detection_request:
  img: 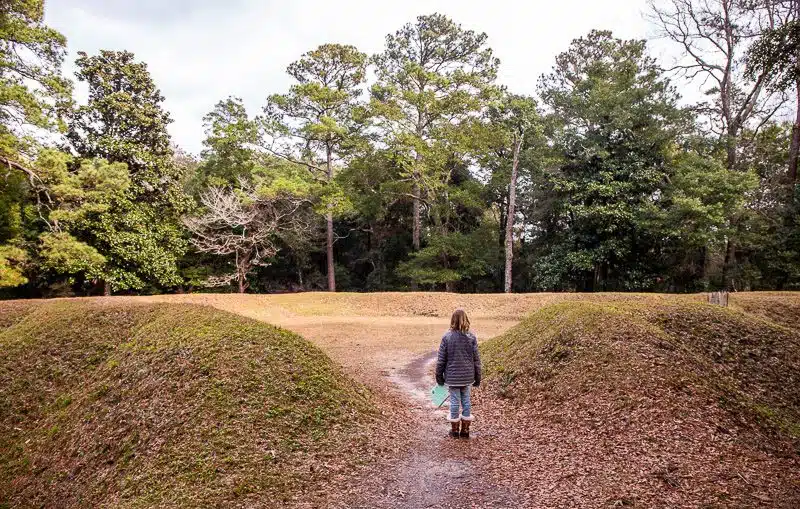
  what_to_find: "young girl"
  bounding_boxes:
[435,309,482,438]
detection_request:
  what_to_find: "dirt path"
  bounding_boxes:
[270,312,522,506]
[345,351,519,509]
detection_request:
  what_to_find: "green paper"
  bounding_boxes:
[431,384,449,407]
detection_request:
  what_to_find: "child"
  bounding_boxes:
[435,309,482,438]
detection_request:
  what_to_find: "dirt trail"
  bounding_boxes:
[350,351,519,509]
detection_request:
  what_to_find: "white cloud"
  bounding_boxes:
[46,0,656,155]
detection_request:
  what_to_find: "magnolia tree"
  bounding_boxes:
[183,182,311,293]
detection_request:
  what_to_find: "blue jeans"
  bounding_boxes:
[448,385,473,421]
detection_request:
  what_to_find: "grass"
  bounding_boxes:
[482,300,800,442]
[478,298,800,506]
[0,299,379,508]
[2,290,799,507]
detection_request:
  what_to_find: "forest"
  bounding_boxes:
[1,0,799,297]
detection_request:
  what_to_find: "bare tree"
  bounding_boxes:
[183,182,310,293]
[649,0,790,290]
[649,0,786,169]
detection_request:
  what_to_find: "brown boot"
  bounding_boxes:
[459,419,471,438]
[449,421,460,438]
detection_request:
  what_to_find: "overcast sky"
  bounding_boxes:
[46,0,659,155]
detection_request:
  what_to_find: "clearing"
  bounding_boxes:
[2,292,799,507]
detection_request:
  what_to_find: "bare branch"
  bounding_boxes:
[183,183,313,291]
[0,155,42,186]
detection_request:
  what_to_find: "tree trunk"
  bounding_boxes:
[722,237,736,291]
[445,280,455,293]
[504,132,523,293]
[498,199,507,250]
[412,177,421,251]
[726,123,739,171]
[103,280,111,296]
[722,119,741,289]
[410,174,421,291]
[699,245,709,288]
[326,146,336,292]
[410,109,425,292]
[413,92,425,253]
[791,0,800,183]
[237,252,249,293]
[326,212,335,292]
[237,265,248,293]
[790,79,800,184]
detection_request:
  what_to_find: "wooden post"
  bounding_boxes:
[708,291,729,307]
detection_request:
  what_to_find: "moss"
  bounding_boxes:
[54,394,72,409]
[482,300,800,446]
[753,403,800,439]
[0,299,378,508]
[46,425,59,439]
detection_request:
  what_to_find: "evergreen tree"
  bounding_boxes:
[0,0,70,162]
[0,0,69,294]
[65,50,188,294]
[538,31,688,290]
[197,97,260,189]
[264,44,367,292]
[370,13,500,254]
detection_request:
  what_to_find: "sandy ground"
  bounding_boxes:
[136,292,528,374]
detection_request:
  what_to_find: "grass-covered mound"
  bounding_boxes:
[729,291,800,331]
[0,299,378,508]
[478,301,800,507]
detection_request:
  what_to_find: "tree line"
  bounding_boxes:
[1,0,798,297]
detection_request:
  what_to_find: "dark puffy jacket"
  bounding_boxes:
[435,330,481,387]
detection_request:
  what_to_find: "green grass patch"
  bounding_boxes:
[0,299,378,508]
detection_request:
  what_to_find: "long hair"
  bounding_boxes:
[450,309,470,333]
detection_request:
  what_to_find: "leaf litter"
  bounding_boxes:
[2,291,799,508]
